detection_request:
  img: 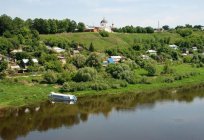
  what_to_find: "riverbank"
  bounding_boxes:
[1,66,204,109]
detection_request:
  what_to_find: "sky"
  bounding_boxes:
[0,0,204,28]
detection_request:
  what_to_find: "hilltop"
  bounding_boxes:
[40,32,182,52]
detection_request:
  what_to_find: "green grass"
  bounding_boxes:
[0,81,56,108]
[0,64,203,109]
[40,32,183,52]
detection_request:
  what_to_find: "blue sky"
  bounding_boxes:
[0,0,204,28]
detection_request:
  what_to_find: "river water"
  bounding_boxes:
[0,87,204,140]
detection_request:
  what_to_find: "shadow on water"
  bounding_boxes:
[0,87,204,140]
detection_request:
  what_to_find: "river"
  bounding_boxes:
[0,87,204,140]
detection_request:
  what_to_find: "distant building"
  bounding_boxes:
[10,65,20,71]
[141,55,150,60]
[110,56,122,63]
[147,50,157,55]
[11,49,23,53]
[32,59,38,64]
[84,26,100,32]
[192,47,198,51]
[72,50,80,55]
[100,18,113,32]
[57,56,66,65]
[52,47,65,53]
[84,18,113,33]
[182,53,188,56]
[169,45,178,50]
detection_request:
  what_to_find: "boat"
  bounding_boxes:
[49,92,77,102]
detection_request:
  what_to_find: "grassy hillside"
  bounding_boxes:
[40,32,183,52]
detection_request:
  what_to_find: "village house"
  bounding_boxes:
[57,56,66,65]
[10,64,21,71]
[72,50,80,55]
[169,44,178,50]
[21,58,38,68]
[32,58,39,64]
[76,45,84,51]
[84,26,100,32]
[192,47,198,51]
[110,56,122,63]
[52,47,65,53]
[102,56,123,66]
[147,50,157,55]
[141,55,150,60]
[11,49,23,54]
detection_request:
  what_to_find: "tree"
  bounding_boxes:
[77,22,85,32]
[74,67,97,82]
[162,25,170,30]
[57,19,70,33]
[0,37,14,55]
[89,42,95,52]
[44,60,63,72]
[43,70,58,84]
[48,19,57,34]
[73,54,86,68]
[86,53,102,68]
[106,63,136,83]
[194,25,203,30]
[15,52,30,61]
[144,63,157,76]
[0,61,8,72]
[99,31,109,37]
[177,28,192,37]
[0,14,12,35]
[33,18,50,34]
[12,17,25,34]
[162,63,174,74]
[145,26,154,33]
[68,20,77,32]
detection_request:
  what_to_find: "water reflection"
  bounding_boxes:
[0,87,204,140]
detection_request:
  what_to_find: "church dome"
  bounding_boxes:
[101,18,108,24]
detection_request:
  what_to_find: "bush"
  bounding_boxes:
[74,67,97,82]
[106,64,135,83]
[0,61,8,72]
[144,64,157,76]
[163,77,174,83]
[118,80,128,87]
[161,64,174,74]
[57,71,73,85]
[86,53,102,68]
[72,54,86,68]
[139,76,152,84]
[61,82,90,92]
[111,84,121,89]
[91,83,109,91]
[176,28,193,37]
[99,31,109,37]
[43,70,58,84]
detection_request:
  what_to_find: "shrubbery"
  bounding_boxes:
[106,64,136,83]
[43,70,58,84]
[74,67,97,82]
[99,31,109,37]
[144,63,157,76]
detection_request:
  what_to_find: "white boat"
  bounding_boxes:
[49,92,77,102]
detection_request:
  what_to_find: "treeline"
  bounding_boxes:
[0,14,85,35]
[112,24,204,34]
[113,26,154,33]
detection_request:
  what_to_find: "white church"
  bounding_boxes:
[85,18,114,33]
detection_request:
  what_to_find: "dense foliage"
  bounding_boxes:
[1,14,204,93]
